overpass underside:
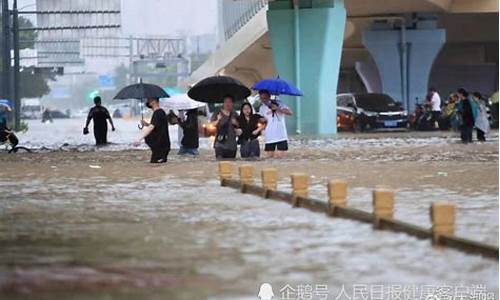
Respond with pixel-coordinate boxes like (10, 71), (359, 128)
(186, 0), (499, 135)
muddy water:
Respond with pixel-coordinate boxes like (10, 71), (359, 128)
(0, 176), (497, 299)
(0, 119), (498, 299)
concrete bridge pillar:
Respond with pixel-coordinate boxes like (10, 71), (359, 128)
(362, 21), (446, 111)
(267, 0), (346, 135)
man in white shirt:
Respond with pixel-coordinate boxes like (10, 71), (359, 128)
(258, 90), (293, 158)
(428, 87), (441, 129)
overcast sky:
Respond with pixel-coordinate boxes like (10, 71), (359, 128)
(121, 0), (218, 36)
(12, 0), (219, 73)
(14, 0), (219, 37)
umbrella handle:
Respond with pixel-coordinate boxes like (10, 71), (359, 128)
(138, 105), (144, 130)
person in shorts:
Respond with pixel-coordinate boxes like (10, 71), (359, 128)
(258, 90), (293, 158)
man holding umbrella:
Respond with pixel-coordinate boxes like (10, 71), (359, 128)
(209, 95), (240, 159)
(134, 97), (171, 163)
(252, 77), (299, 158)
(187, 75), (251, 159)
(115, 80), (172, 163)
(258, 90), (293, 158)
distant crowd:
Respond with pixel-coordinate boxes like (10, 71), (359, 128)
(421, 87), (497, 143)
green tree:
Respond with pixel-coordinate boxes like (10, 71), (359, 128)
(19, 16), (51, 99)
(19, 69), (53, 99)
(18, 17), (38, 50)
(114, 64), (129, 90)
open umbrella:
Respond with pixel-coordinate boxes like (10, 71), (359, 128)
(162, 94), (206, 111)
(187, 75), (251, 103)
(114, 83), (169, 100)
(0, 99), (13, 111)
(114, 81), (170, 129)
(164, 87), (182, 96)
(252, 77), (303, 96)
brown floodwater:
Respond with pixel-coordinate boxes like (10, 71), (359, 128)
(0, 124), (498, 300)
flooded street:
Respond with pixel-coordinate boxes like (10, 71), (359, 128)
(0, 119), (498, 299)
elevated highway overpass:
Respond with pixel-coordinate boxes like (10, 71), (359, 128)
(186, 0), (498, 135)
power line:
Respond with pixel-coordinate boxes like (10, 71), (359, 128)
(18, 10), (121, 15)
(19, 24), (121, 31)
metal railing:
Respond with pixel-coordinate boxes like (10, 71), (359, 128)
(223, 0), (268, 41)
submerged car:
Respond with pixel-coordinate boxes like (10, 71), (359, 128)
(336, 93), (408, 131)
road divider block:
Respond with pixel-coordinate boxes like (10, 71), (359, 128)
(218, 161), (233, 183)
(328, 180), (348, 208)
(261, 168), (278, 198)
(217, 164), (498, 260)
(373, 189), (395, 228)
(291, 173), (309, 206)
(239, 164), (255, 192)
(430, 202), (456, 243)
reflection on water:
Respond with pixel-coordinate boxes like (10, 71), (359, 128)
(14, 119), (499, 162)
(15, 119), (213, 152)
(0, 176), (497, 299)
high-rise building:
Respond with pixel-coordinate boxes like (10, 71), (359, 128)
(34, 0), (121, 67)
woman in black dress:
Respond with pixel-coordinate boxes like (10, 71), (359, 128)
(238, 102), (265, 158)
(134, 97), (171, 163)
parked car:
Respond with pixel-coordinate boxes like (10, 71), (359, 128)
(336, 93), (408, 131)
(50, 109), (70, 119)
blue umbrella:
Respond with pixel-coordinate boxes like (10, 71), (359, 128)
(164, 87), (183, 96)
(0, 99), (13, 111)
(252, 77), (303, 96)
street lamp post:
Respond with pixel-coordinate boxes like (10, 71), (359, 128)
(12, 0), (21, 130)
(1, 0), (11, 102)
(293, 0), (302, 134)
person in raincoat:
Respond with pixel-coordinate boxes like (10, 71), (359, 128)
(472, 92), (490, 142)
(178, 108), (200, 156)
(490, 91), (499, 127)
(442, 93), (460, 131)
(209, 95), (241, 159)
(84, 96), (115, 145)
(456, 88), (478, 144)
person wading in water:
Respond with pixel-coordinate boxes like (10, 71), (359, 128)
(84, 96), (115, 145)
(209, 95), (241, 159)
(134, 97), (172, 163)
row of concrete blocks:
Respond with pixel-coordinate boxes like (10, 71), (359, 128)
(218, 162), (499, 260)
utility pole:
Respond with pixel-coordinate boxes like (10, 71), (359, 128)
(12, 0), (20, 130)
(1, 0), (11, 102)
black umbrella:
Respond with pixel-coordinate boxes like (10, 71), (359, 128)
(187, 75), (251, 103)
(114, 81), (170, 129)
(114, 83), (169, 100)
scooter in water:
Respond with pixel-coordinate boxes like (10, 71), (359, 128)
(410, 103), (435, 131)
(0, 127), (31, 153)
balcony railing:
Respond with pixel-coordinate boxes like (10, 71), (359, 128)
(223, 0), (268, 41)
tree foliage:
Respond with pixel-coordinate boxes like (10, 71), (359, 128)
(18, 17), (38, 50)
(20, 70), (52, 99)
(1, 15), (49, 98)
